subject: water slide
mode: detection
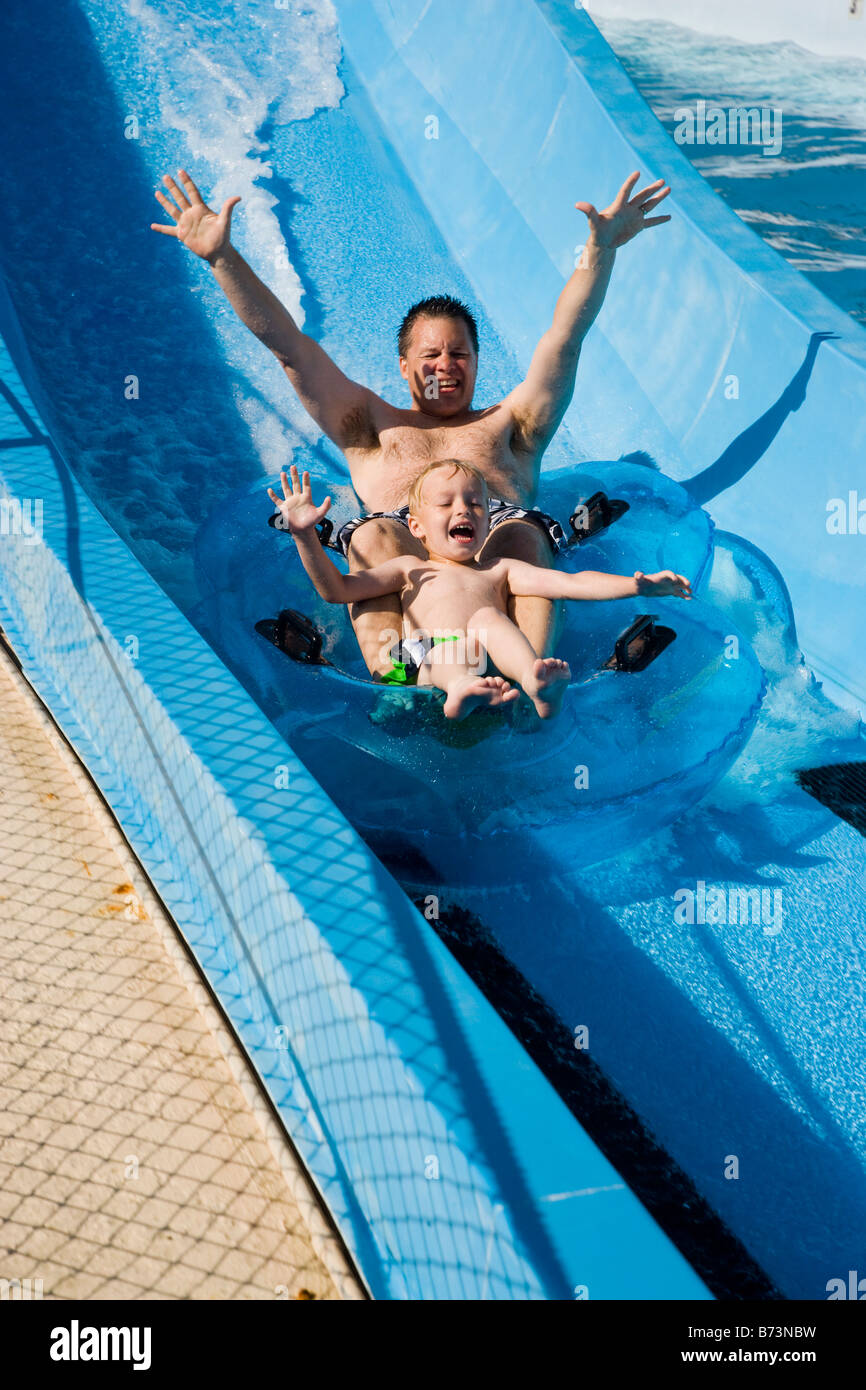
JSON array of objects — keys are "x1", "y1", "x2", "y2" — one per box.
[{"x1": 0, "y1": 0, "x2": 863, "y2": 1299}]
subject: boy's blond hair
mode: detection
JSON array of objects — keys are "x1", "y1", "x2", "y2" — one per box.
[{"x1": 407, "y1": 459, "x2": 489, "y2": 517}]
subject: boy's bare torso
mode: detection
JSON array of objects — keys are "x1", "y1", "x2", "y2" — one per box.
[
  {"x1": 395, "y1": 555, "x2": 510, "y2": 637},
  {"x1": 342, "y1": 399, "x2": 537, "y2": 513}
]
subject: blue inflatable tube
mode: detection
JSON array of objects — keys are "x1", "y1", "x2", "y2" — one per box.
[{"x1": 193, "y1": 457, "x2": 764, "y2": 885}]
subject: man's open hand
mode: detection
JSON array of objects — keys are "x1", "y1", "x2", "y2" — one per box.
[
  {"x1": 576, "y1": 171, "x2": 671, "y2": 250},
  {"x1": 268, "y1": 466, "x2": 332, "y2": 537},
  {"x1": 151, "y1": 169, "x2": 240, "y2": 262}
]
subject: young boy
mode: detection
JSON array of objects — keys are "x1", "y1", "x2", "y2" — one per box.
[{"x1": 268, "y1": 459, "x2": 692, "y2": 720}]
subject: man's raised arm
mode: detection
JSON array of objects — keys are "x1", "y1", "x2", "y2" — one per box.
[
  {"x1": 151, "y1": 170, "x2": 375, "y2": 448},
  {"x1": 505, "y1": 171, "x2": 671, "y2": 459}
]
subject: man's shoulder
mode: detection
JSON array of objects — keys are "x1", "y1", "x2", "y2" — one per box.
[{"x1": 464, "y1": 399, "x2": 513, "y2": 429}]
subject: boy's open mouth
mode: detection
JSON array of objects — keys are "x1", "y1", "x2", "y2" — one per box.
[{"x1": 449, "y1": 522, "x2": 476, "y2": 544}]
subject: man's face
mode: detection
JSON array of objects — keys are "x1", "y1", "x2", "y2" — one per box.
[
  {"x1": 407, "y1": 467, "x2": 489, "y2": 562},
  {"x1": 399, "y1": 316, "x2": 478, "y2": 416}
]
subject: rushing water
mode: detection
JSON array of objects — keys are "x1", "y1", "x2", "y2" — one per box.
[{"x1": 589, "y1": 15, "x2": 866, "y2": 326}]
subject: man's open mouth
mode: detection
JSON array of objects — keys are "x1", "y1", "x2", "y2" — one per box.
[{"x1": 437, "y1": 377, "x2": 460, "y2": 393}]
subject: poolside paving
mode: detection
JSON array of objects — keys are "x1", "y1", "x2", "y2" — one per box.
[{"x1": 0, "y1": 642, "x2": 364, "y2": 1301}]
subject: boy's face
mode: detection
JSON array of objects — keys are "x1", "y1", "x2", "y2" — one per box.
[{"x1": 407, "y1": 469, "x2": 489, "y2": 562}]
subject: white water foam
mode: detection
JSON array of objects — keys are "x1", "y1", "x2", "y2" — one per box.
[{"x1": 79, "y1": 0, "x2": 344, "y2": 466}]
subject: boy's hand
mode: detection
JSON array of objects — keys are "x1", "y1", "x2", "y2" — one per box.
[
  {"x1": 151, "y1": 169, "x2": 241, "y2": 262},
  {"x1": 267, "y1": 466, "x2": 331, "y2": 536},
  {"x1": 635, "y1": 569, "x2": 692, "y2": 599}
]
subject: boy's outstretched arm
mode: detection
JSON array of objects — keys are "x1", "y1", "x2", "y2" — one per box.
[
  {"x1": 152, "y1": 170, "x2": 377, "y2": 450},
  {"x1": 504, "y1": 558, "x2": 692, "y2": 601},
  {"x1": 268, "y1": 467, "x2": 407, "y2": 605}
]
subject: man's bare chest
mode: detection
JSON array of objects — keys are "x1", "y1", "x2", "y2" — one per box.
[
  {"x1": 380, "y1": 415, "x2": 507, "y2": 461},
  {"x1": 345, "y1": 410, "x2": 527, "y2": 510}
]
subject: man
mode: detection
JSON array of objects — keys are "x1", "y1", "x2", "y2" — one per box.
[{"x1": 152, "y1": 168, "x2": 670, "y2": 677}]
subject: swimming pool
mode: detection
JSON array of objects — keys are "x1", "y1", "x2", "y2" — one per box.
[{"x1": 588, "y1": 3, "x2": 866, "y2": 326}]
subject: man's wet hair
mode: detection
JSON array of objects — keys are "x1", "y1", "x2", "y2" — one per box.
[
  {"x1": 407, "y1": 459, "x2": 488, "y2": 516},
  {"x1": 398, "y1": 296, "x2": 479, "y2": 359}
]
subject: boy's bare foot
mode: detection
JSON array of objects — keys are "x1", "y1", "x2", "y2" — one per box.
[
  {"x1": 443, "y1": 675, "x2": 519, "y2": 721},
  {"x1": 524, "y1": 657, "x2": 571, "y2": 719}
]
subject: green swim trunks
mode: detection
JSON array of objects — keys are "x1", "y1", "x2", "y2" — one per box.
[{"x1": 380, "y1": 634, "x2": 461, "y2": 686}]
